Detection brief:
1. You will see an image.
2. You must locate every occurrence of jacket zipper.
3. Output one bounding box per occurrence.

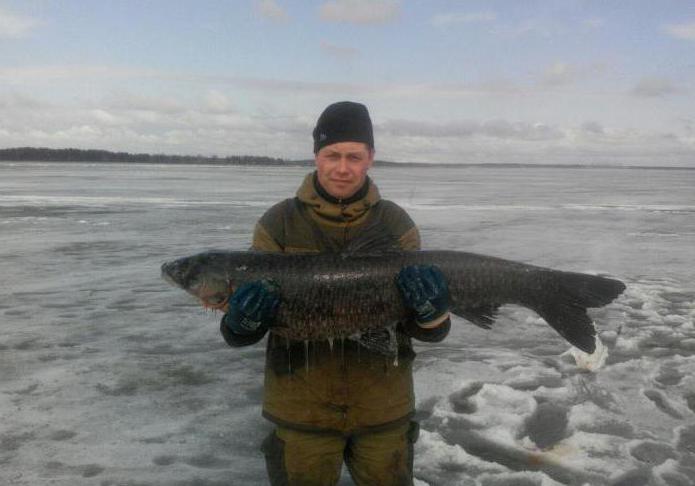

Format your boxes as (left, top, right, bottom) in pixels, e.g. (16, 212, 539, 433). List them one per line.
(340, 202, 349, 246)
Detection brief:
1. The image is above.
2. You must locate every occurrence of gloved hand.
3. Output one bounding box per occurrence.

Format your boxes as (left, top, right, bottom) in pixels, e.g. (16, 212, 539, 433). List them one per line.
(396, 265, 449, 327)
(221, 279, 281, 335)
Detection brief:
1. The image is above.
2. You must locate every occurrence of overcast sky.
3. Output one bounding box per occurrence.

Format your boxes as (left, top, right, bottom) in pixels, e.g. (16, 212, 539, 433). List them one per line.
(1, 0, 694, 166)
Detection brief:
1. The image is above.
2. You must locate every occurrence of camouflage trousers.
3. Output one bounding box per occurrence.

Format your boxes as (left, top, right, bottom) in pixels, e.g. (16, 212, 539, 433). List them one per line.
(261, 421, 419, 486)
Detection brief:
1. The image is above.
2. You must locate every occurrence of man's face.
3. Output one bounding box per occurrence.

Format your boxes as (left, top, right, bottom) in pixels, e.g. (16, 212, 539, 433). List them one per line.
(315, 142, 374, 200)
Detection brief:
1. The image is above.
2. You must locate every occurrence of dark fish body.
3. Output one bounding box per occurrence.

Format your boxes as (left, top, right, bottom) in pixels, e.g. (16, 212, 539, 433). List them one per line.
(161, 250, 626, 354)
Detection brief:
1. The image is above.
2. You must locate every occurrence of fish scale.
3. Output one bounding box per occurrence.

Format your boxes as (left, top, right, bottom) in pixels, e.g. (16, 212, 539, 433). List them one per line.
(161, 250, 626, 354)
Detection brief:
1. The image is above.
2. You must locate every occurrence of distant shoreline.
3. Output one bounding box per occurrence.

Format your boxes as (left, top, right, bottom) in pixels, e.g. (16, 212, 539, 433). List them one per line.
(0, 147, 692, 170)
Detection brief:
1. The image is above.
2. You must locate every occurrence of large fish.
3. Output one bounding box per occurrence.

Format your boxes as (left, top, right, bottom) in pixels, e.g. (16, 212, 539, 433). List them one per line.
(161, 248, 625, 354)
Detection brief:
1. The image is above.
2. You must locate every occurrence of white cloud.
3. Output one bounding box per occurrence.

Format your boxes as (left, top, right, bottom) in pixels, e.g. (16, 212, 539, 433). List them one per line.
(2, 100, 694, 165)
(0, 64, 520, 98)
(201, 90, 235, 114)
(0, 7, 39, 38)
(379, 118, 563, 142)
(494, 17, 607, 39)
(581, 121, 604, 135)
(0, 65, 160, 83)
(0, 92, 314, 157)
(430, 11, 496, 28)
(537, 62, 607, 87)
(493, 18, 568, 38)
(663, 21, 695, 40)
(320, 41, 359, 61)
(1, 64, 693, 166)
(0, 91, 49, 109)
(89, 109, 129, 127)
(541, 62, 578, 87)
(631, 77, 684, 97)
(103, 92, 187, 114)
(378, 122, 695, 166)
(222, 76, 366, 94)
(257, 0, 289, 22)
(583, 18, 605, 29)
(319, 0, 400, 25)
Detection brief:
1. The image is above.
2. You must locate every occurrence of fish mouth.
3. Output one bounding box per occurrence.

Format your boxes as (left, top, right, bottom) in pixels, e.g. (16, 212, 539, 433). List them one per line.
(186, 280, 231, 310)
(161, 261, 228, 309)
(161, 269, 180, 288)
(197, 290, 229, 310)
(161, 261, 186, 288)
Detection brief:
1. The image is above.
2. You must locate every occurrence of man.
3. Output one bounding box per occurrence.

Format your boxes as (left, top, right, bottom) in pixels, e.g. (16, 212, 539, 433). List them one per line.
(220, 101, 451, 485)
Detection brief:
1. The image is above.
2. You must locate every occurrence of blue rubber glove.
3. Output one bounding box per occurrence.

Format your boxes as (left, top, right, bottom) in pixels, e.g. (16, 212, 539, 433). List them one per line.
(221, 279, 280, 335)
(396, 265, 449, 327)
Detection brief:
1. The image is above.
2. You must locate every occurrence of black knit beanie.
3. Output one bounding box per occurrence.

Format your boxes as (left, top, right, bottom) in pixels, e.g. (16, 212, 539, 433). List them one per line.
(312, 101, 374, 154)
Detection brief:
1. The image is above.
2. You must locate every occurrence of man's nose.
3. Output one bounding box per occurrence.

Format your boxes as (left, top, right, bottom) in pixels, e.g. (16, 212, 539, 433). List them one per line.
(335, 157, 349, 172)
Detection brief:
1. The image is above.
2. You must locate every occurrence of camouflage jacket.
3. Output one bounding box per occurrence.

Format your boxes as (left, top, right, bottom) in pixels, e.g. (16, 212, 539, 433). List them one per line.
(221, 172, 450, 432)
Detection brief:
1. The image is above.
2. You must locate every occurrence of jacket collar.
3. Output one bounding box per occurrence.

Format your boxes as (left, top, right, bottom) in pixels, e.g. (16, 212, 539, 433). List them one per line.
(296, 171, 381, 223)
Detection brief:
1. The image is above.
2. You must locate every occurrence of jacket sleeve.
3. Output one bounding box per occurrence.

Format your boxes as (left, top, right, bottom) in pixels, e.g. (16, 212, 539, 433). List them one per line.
(400, 317, 451, 343)
(251, 221, 284, 252)
(220, 319, 268, 347)
(392, 205, 452, 343)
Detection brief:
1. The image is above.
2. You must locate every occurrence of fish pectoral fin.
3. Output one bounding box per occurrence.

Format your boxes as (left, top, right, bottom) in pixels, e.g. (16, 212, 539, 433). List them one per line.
(451, 303, 500, 329)
(349, 325, 399, 357)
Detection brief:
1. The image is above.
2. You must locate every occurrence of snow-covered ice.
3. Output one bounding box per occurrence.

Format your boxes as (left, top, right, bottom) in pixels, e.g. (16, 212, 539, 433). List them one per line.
(1, 163, 694, 485)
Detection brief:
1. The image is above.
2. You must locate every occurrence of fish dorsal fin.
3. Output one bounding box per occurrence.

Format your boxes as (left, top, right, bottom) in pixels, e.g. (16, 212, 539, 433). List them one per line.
(342, 229, 401, 255)
(451, 303, 501, 329)
(341, 216, 401, 255)
(291, 197, 399, 255)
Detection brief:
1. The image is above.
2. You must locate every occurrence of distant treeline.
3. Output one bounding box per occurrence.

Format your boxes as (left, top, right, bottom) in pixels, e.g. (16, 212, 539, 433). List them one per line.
(1, 147, 691, 170)
(0, 146, 410, 167)
(0, 147, 312, 166)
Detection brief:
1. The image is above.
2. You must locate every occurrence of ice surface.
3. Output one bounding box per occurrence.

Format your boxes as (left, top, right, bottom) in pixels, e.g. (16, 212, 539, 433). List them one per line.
(1, 163, 694, 485)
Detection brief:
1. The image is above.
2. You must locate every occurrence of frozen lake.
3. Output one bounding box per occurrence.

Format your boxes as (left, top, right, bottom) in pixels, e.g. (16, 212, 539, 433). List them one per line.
(1, 162, 694, 485)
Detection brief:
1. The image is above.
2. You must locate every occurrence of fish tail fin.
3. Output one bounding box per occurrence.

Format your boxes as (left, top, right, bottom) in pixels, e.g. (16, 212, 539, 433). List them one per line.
(535, 272, 625, 354)
(557, 271, 626, 308)
(536, 301, 598, 353)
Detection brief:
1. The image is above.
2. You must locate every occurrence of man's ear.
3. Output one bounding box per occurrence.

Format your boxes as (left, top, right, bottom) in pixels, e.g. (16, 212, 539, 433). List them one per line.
(367, 149, 375, 168)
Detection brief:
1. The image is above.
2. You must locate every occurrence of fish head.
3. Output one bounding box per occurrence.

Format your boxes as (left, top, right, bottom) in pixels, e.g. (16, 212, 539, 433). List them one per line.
(161, 251, 236, 309)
